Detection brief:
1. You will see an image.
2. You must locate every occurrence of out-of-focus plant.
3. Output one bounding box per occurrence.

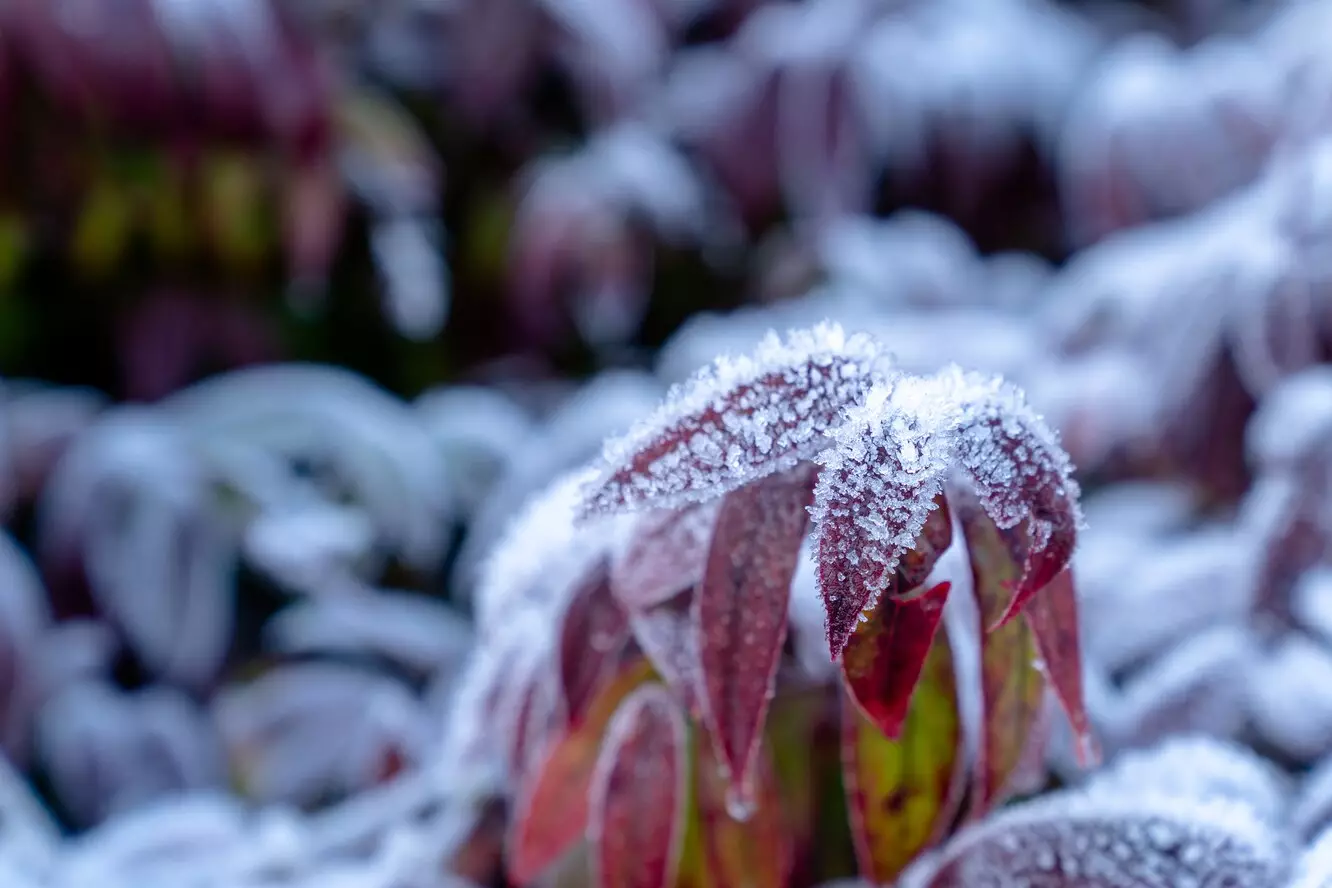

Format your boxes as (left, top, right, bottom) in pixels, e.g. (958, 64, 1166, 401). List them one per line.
(453, 322, 1098, 887)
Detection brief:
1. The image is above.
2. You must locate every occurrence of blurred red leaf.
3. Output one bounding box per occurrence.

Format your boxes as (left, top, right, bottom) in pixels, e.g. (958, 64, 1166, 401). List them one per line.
(696, 466, 815, 806)
(842, 622, 964, 885)
(589, 684, 688, 888)
(628, 590, 703, 716)
(840, 581, 950, 739)
(684, 728, 792, 888)
(956, 495, 1047, 819)
(612, 501, 719, 610)
(1023, 567, 1099, 767)
(506, 657, 656, 885)
(559, 560, 631, 727)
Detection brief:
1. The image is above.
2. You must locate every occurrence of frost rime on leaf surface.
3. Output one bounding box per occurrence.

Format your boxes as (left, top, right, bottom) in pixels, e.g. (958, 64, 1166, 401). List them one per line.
(813, 366, 1081, 655)
(580, 321, 885, 517)
(813, 377, 956, 656)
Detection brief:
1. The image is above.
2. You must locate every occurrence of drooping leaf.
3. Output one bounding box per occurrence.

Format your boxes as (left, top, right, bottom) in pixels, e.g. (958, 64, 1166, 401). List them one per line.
(840, 582, 951, 739)
(612, 501, 720, 610)
(589, 685, 688, 888)
(580, 322, 885, 517)
(628, 590, 703, 716)
(506, 657, 656, 885)
(813, 379, 956, 657)
(690, 728, 793, 888)
(1022, 567, 1099, 766)
(912, 790, 1292, 888)
(559, 560, 631, 726)
(956, 496, 1047, 819)
(842, 621, 964, 885)
(696, 466, 815, 807)
(946, 371, 1081, 631)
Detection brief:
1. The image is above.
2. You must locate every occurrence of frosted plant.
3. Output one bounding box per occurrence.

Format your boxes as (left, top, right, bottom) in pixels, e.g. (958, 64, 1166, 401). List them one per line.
(1058, 31, 1281, 245)
(37, 363, 454, 691)
(477, 321, 1095, 888)
(507, 122, 725, 349)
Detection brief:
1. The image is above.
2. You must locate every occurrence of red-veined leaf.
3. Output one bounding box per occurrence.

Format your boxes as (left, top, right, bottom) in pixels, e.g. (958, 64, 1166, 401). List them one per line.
(506, 657, 656, 885)
(956, 494, 1047, 819)
(559, 559, 631, 727)
(693, 728, 793, 888)
(696, 466, 816, 808)
(589, 684, 688, 888)
(842, 622, 964, 885)
(628, 590, 702, 716)
(580, 322, 884, 517)
(840, 581, 951, 739)
(1023, 567, 1099, 767)
(612, 500, 720, 610)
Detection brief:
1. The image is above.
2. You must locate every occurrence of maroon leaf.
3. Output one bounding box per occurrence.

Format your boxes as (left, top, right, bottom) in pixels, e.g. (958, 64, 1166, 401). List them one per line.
(947, 373, 1081, 631)
(611, 501, 720, 610)
(956, 495, 1048, 819)
(813, 380, 956, 658)
(840, 582, 951, 739)
(1023, 567, 1099, 767)
(589, 685, 688, 888)
(559, 560, 631, 727)
(897, 493, 953, 590)
(696, 466, 816, 806)
(628, 590, 703, 717)
(580, 322, 883, 517)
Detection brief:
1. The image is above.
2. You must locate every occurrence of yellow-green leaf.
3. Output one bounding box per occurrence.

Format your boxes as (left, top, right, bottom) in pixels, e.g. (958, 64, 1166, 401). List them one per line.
(841, 624, 964, 885)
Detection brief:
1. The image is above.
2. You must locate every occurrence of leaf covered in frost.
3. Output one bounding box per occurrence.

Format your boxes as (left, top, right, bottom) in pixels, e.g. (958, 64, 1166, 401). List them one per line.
(695, 465, 815, 805)
(813, 378, 956, 656)
(945, 369, 1082, 631)
(580, 321, 885, 517)
(843, 620, 964, 885)
(589, 684, 687, 888)
(907, 789, 1293, 888)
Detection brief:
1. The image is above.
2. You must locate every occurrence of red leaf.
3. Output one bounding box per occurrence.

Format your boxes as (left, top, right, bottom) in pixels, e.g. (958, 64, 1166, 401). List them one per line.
(897, 494, 953, 590)
(812, 380, 957, 659)
(627, 590, 703, 717)
(580, 322, 883, 517)
(696, 466, 816, 805)
(956, 495, 1048, 819)
(559, 560, 631, 727)
(946, 374, 1081, 632)
(612, 501, 720, 610)
(1023, 567, 1100, 767)
(589, 685, 688, 888)
(840, 582, 951, 739)
(506, 658, 656, 885)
